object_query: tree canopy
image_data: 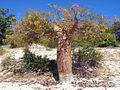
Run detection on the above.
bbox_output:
[0,8,16,44]
[111,21,120,41]
[3,4,119,47]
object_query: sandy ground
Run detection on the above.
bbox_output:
[0,44,120,90]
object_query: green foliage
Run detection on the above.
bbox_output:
[38,38,57,48]
[4,9,54,47]
[72,46,103,78]
[47,40,57,48]
[73,46,103,67]
[12,65,25,75]
[0,8,16,44]
[23,48,51,72]
[1,55,25,74]
[111,22,120,33]
[1,56,11,70]
[71,40,92,48]
[0,46,6,55]
[111,22,120,41]
[71,41,80,47]
[7,48,55,75]
[85,31,118,47]
[53,81,59,85]
[98,37,119,47]
[9,43,17,48]
[4,6,118,48]
[71,36,118,48]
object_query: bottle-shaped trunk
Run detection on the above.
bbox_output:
[57,30,73,83]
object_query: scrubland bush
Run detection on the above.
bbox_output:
[9,43,17,48]
[87,32,118,47]
[11,48,52,75]
[72,46,103,78]
[73,46,103,67]
[2,56,11,70]
[23,48,51,72]
[0,47,6,55]
[98,37,118,47]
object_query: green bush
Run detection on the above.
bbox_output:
[10,43,17,48]
[9,48,54,75]
[23,48,51,72]
[72,46,103,78]
[71,40,93,48]
[47,41,57,48]
[73,46,103,67]
[87,33,119,47]
[12,65,25,75]
[98,37,119,47]
[1,56,11,70]
[71,41,80,47]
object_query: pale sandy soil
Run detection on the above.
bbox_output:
[0,44,120,90]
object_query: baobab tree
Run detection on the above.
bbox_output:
[49,4,91,83]
[4,4,116,83]
[4,4,96,83]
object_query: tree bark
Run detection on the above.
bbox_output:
[57,29,73,83]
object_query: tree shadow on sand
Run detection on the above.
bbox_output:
[48,58,101,82]
[48,60,59,81]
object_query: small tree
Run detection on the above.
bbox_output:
[4,4,118,83]
[5,5,91,83]
[111,21,120,41]
[0,8,16,44]
[50,4,92,83]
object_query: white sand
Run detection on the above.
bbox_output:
[0,45,120,90]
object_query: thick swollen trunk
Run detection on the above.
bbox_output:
[57,30,73,83]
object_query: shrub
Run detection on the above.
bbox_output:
[1,56,11,70]
[9,43,17,48]
[88,32,119,47]
[0,46,6,55]
[98,37,119,47]
[23,48,51,72]
[8,48,54,75]
[12,65,25,75]
[71,41,80,47]
[47,40,57,48]
[73,46,103,66]
[72,46,103,78]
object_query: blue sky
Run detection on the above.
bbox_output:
[0,0,120,21]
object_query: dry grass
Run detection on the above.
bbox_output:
[0,47,6,55]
